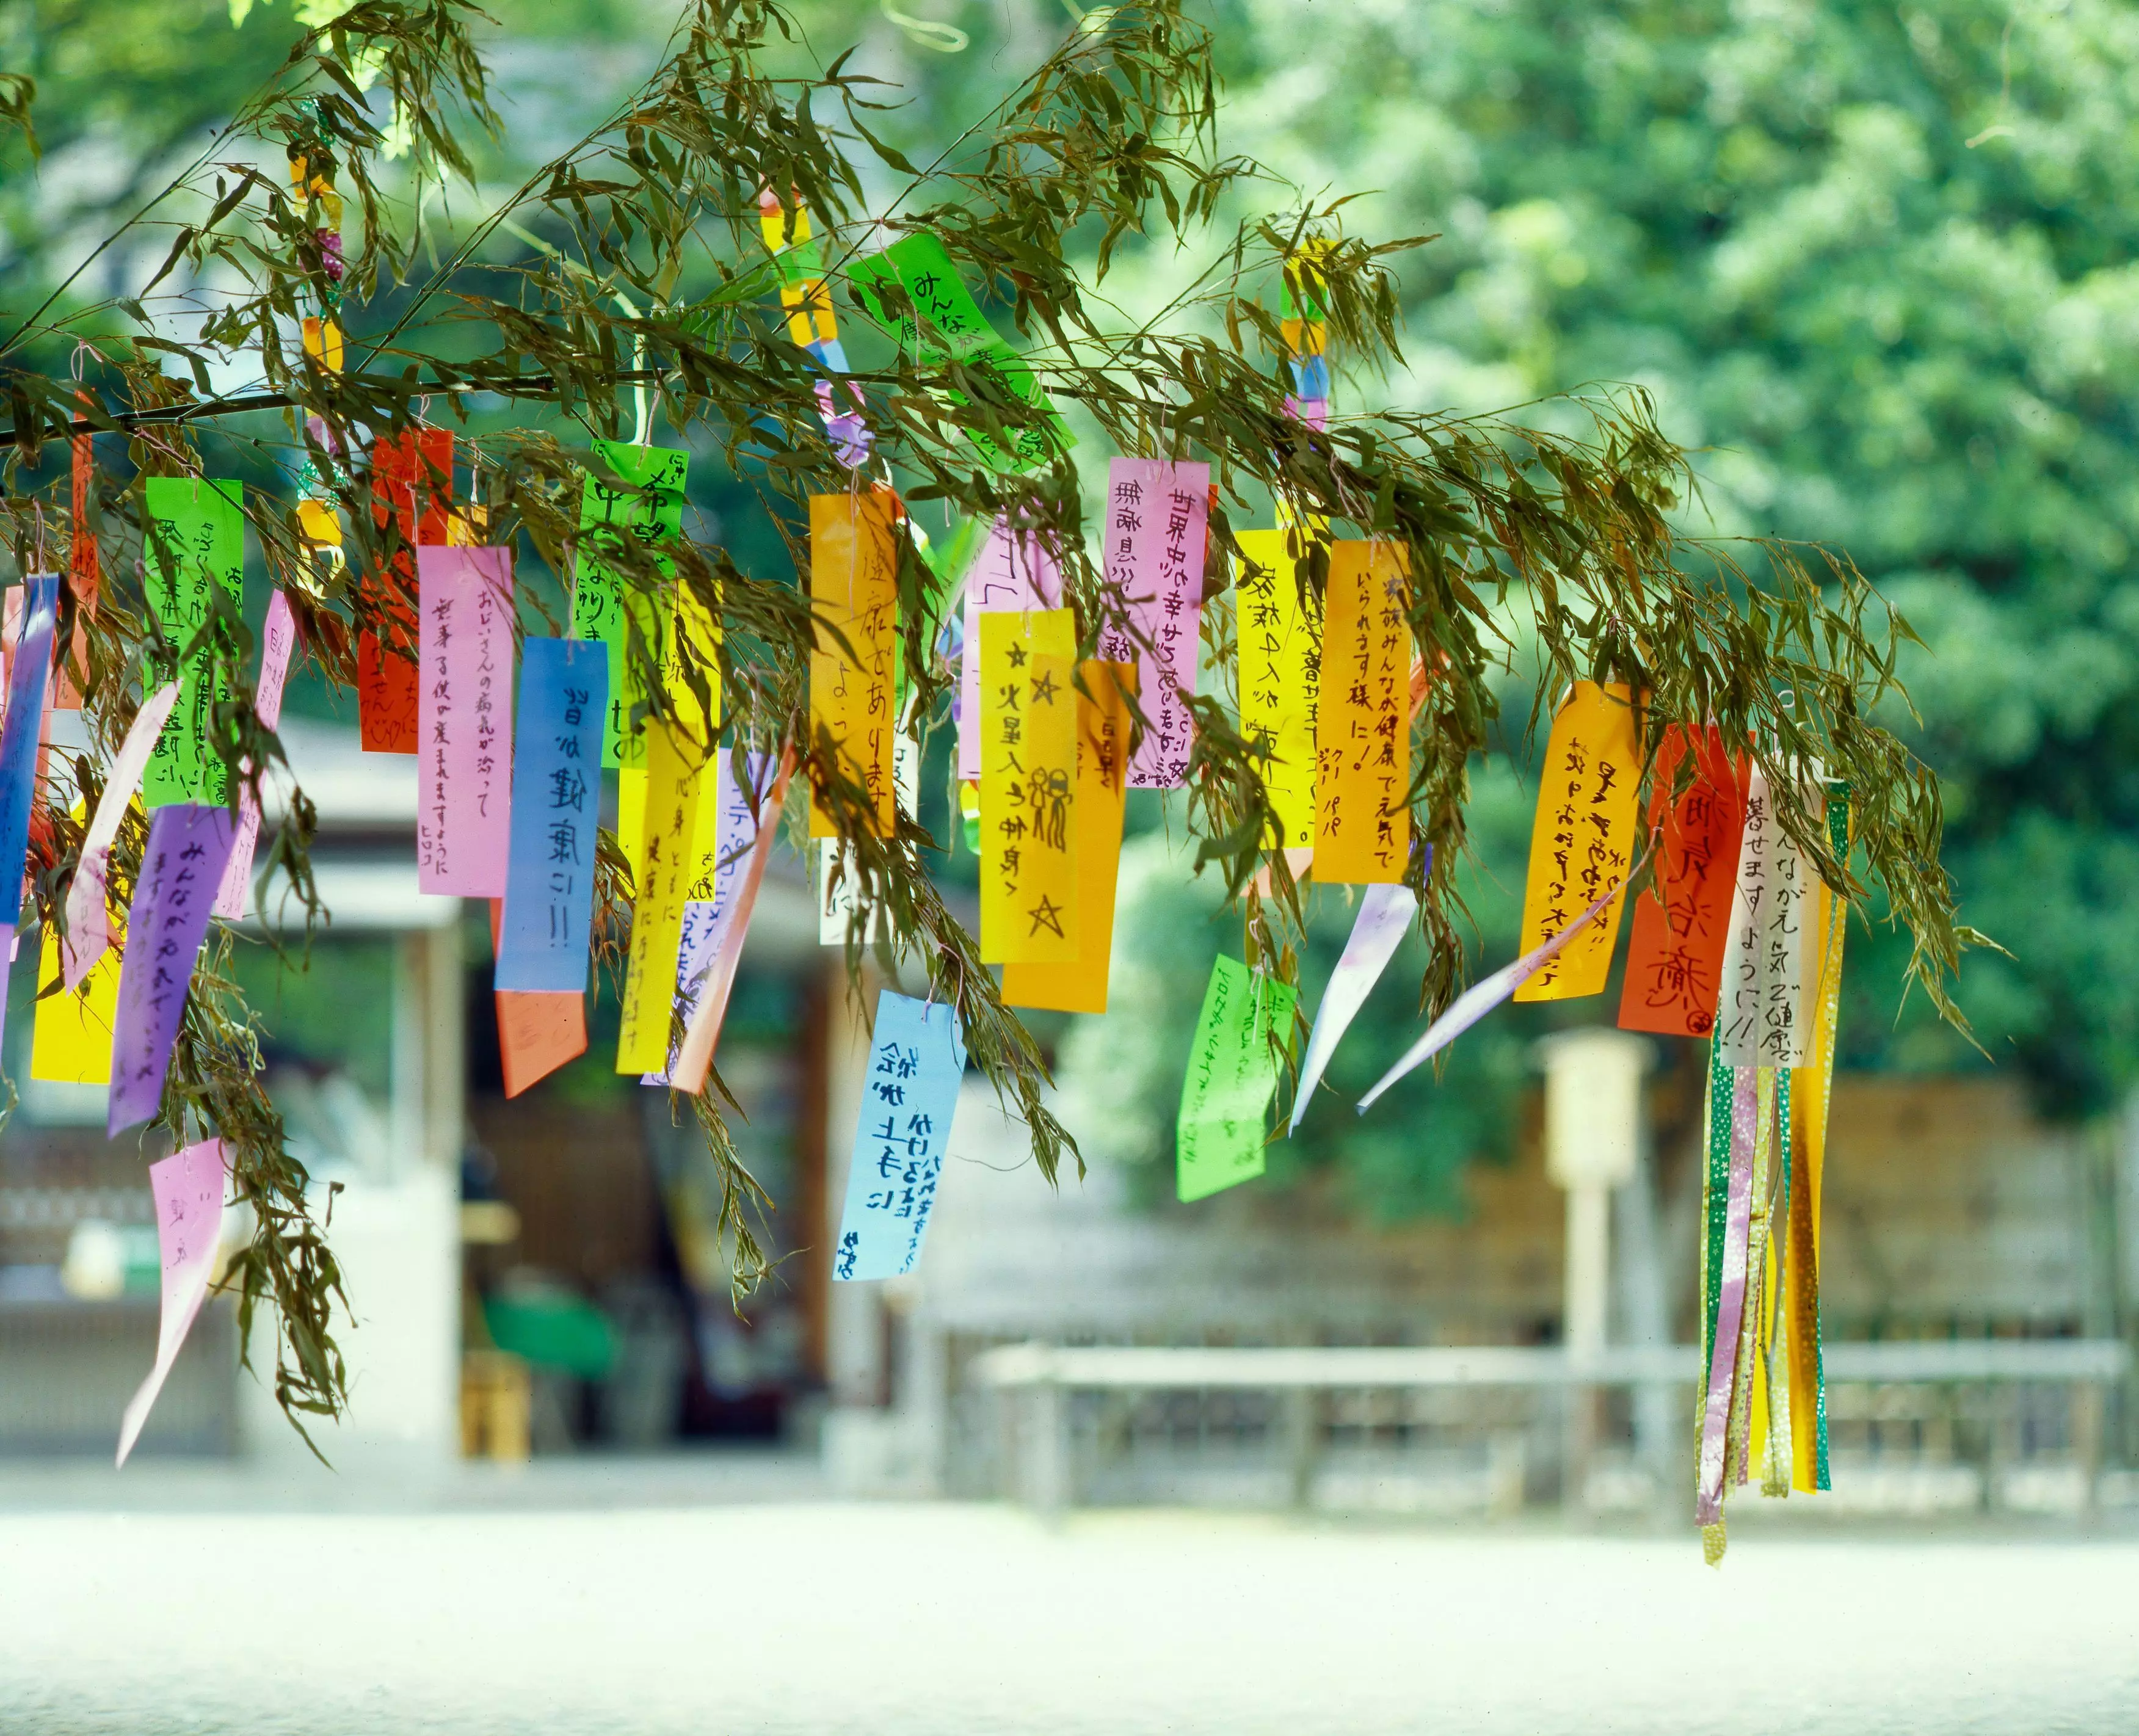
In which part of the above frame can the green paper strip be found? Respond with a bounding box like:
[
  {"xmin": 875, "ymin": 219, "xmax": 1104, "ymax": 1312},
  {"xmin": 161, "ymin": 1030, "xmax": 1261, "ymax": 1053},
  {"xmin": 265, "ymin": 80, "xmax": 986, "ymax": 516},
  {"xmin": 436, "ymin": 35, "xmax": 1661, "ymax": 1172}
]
[
  {"xmin": 142, "ymin": 477, "xmax": 244, "ymax": 810},
  {"xmin": 1176, "ymin": 954, "xmax": 1298, "ymax": 1203},
  {"xmin": 571, "ymin": 440, "xmax": 688, "ymax": 770}
]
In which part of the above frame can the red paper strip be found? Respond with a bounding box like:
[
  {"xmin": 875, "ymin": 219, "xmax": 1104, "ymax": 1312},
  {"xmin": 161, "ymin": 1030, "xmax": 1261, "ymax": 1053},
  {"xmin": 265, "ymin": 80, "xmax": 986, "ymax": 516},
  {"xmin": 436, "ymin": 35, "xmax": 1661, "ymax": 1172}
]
[
  {"xmin": 361, "ymin": 429, "xmax": 452, "ymax": 754},
  {"xmin": 1616, "ymin": 724, "xmax": 1746, "ymax": 1038},
  {"xmin": 61, "ymin": 396, "xmax": 98, "ymax": 710}
]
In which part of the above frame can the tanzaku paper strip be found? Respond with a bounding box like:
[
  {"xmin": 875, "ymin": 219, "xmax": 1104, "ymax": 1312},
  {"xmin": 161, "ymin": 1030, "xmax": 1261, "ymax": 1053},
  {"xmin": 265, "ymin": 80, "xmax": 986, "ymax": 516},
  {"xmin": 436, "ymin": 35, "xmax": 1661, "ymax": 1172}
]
[
  {"xmin": 1314, "ymin": 540, "xmax": 1411, "ymax": 884},
  {"xmin": 807, "ymin": 491, "xmax": 899, "ymax": 838},
  {"xmin": 116, "ymin": 1137, "xmax": 227, "ymax": 1466},
  {"xmin": 213, "ymin": 590, "xmax": 299, "ymax": 918},
  {"xmin": 109, "ymin": 804, "xmax": 238, "ymax": 1136},
  {"xmin": 1513, "ymin": 680, "xmax": 1642, "ymax": 1002},
  {"xmin": 1697, "ymin": 1064, "xmax": 1759, "ymax": 1531},
  {"xmin": 1290, "ymin": 876, "xmax": 1419, "ymax": 1133},
  {"xmin": 615, "ymin": 721, "xmax": 703, "ymax": 1075},
  {"xmin": 1002, "ymin": 660, "xmax": 1135, "ymax": 1014},
  {"xmin": 141, "ymin": 478, "xmax": 242, "ymax": 806},
  {"xmin": 1715, "ymin": 768, "xmax": 1818, "ymax": 1068},
  {"xmin": 61, "ymin": 402, "xmax": 98, "ymax": 710},
  {"xmin": 488, "ymin": 898, "xmax": 587, "ymax": 1099},
  {"xmin": 572, "ymin": 440, "xmax": 688, "ymax": 770},
  {"xmin": 495, "ymin": 638, "xmax": 607, "ymax": 994},
  {"xmin": 33, "ymin": 909, "xmax": 119, "ymax": 1086},
  {"xmin": 1233, "ymin": 528, "xmax": 1321, "ymax": 851},
  {"xmin": 1177, "ymin": 954, "xmax": 1298, "ymax": 1203},
  {"xmin": 415, "ymin": 546, "xmax": 515, "ymax": 897},
  {"xmin": 361, "ymin": 429, "xmax": 451, "ymax": 755},
  {"xmin": 1097, "ymin": 459, "xmax": 1209, "ymax": 790},
  {"xmin": 978, "ymin": 609, "xmax": 1078, "ymax": 964},
  {"xmin": 0, "ymin": 575, "xmax": 57, "ymax": 928},
  {"xmin": 957, "ymin": 523, "xmax": 1060, "ymax": 780},
  {"xmin": 1616, "ymin": 724, "xmax": 1744, "ymax": 1037},
  {"xmin": 832, "ymin": 990, "xmax": 967, "ymax": 1281},
  {"xmin": 64, "ymin": 683, "xmax": 181, "ymax": 992}
]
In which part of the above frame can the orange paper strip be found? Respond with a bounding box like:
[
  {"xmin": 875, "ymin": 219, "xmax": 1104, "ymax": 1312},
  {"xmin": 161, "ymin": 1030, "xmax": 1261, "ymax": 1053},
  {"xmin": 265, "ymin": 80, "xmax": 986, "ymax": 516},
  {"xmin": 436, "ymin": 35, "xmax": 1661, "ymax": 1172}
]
[
  {"xmin": 362, "ymin": 429, "xmax": 452, "ymax": 754},
  {"xmin": 1616, "ymin": 724, "xmax": 1745, "ymax": 1037},
  {"xmin": 1314, "ymin": 540, "xmax": 1411, "ymax": 884},
  {"xmin": 488, "ymin": 899, "xmax": 587, "ymax": 1098},
  {"xmin": 807, "ymin": 492, "xmax": 898, "ymax": 838}
]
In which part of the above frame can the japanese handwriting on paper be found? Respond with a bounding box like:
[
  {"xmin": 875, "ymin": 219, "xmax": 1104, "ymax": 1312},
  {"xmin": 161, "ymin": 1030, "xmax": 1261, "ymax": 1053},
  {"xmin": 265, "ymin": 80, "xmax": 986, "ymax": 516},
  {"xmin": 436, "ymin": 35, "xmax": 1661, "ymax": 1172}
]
[
  {"xmin": 957, "ymin": 524, "xmax": 1061, "ymax": 780},
  {"xmin": 415, "ymin": 547, "xmax": 515, "ymax": 896},
  {"xmin": 1513, "ymin": 681, "xmax": 1643, "ymax": 1003},
  {"xmin": 1715, "ymin": 765, "xmax": 1816, "ymax": 1067},
  {"xmin": 1315, "ymin": 541, "xmax": 1411, "ymax": 884},
  {"xmin": 572, "ymin": 441, "xmax": 689, "ymax": 770},
  {"xmin": 140, "ymin": 478, "xmax": 244, "ymax": 808},
  {"xmin": 1617, "ymin": 726, "xmax": 1746, "ymax": 1039},
  {"xmin": 1175, "ymin": 956, "xmax": 1299, "ymax": 1202},
  {"xmin": 1097, "ymin": 459, "xmax": 1210, "ymax": 790},
  {"xmin": 807, "ymin": 492, "xmax": 899, "ymax": 837},
  {"xmin": 978, "ymin": 609, "xmax": 1078, "ymax": 963},
  {"xmin": 496, "ymin": 638, "xmax": 608, "ymax": 993},
  {"xmin": 832, "ymin": 992, "xmax": 966, "ymax": 1281},
  {"xmin": 1232, "ymin": 529, "xmax": 1322, "ymax": 850},
  {"xmin": 361, "ymin": 429, "xmax": 452, "ymax": 755}
]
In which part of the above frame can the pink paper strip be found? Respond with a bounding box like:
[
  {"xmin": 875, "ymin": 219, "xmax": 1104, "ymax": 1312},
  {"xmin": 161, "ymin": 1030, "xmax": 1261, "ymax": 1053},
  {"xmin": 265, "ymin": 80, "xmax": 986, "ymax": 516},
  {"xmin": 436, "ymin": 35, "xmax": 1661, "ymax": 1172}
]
[
  {"xmin": 956, "ymin": 525, "xmax": 1060, "ymax": 780},
  {"xmin": 416, "ymin": 546, "xmax": 515, "ymax": 896},
  {"xmin": 212, "ymin": 592, "xmax": 299, "ymax": 919},
  {"xmin": 1696, "ymin": 1067, "xmax": 1758, "ymax": 1525},
  {"xmin": 1355, "ymin": 855, "xmax": 1644, "ymax": 1114},
  {"xmin": 109, "ymin": 804, "xmax": 238, "ymax": 1136},
  {"xmin": 1290, "ymin": 879, "xmax": 1417, "ymax": 1133},
  {"xmin": 63, "ymin": 682, "xmax": 181, "ymax": 992},
  {"xmin": 1097, "ymin": 458, "xmax": 1210, "ymax": 790},
  {"xmin": 116, "ymin": 1136, "xmax": 227, "ymax": 1466}
]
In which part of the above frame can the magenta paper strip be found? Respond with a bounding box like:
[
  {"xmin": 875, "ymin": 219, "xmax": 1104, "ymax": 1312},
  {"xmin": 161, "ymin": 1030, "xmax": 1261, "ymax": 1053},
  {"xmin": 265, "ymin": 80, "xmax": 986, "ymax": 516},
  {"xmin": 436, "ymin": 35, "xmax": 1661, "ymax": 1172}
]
[
  {"xmin": 64, "ymin": 685, "xmax": 183, "ymax": 992},
  {"xmin": 1097, "ymin": 457, "xmax": 1210, "ymax": 788},
  {"xmin": 416, "ymin": 545, "xmax": 515, "ymax": 896},
  {"xmin": 109, "ymin": 804, "xmax": 238, "ymax": 1136},
  {"xmin": 1696, "ymin": 1067, "xmax": 1758, "ymax": 1525},
  {"xmin": 1290, "ymin": 878, "xmax": 1417, "ymax": 1133},
  {"xmin": 116, "ymin": 1137, "xmax": 227, "ymax": 1466},
  {"xmin": 1356, "ymin": 855, "xmax": 1644, "ymax": 1114},
  {"xmin": 212, "ymin": 591, "xmax": 299, "ymax": 918},
  {"xmin": 957, "ymin": 525, "xmax": 1060, "ymax": 779}
]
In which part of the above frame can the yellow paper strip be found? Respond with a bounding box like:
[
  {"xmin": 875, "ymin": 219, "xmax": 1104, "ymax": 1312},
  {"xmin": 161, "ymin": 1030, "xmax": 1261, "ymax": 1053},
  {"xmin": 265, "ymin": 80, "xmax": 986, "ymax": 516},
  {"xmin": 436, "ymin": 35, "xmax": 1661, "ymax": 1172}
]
[
  {"xmin": 1003, "ymin": 659, "xmax": 1136, "ymax": 1012},
  {"xmin": 32, "ymin": 923, "xmax": 118, "ymax": 1086},
  {"xmin": 1513, "ymin": 680, "xmax": 1642, "ymax": 1001},
  {"xmin": 807, "ymin": 492, "xmax": 898, "ymax": 838},
  {"xmin": 1234, "ymin": 527, "xmax": 1321, "ymax": 851},
  {"xmin": 617, "ymin": 766, "xmax": 647, "ymax": 887},
  {"xmin": 615, "ymin": 722, "xmax": 703, "ymax": 1073},
  {"xmin": 979, "ymin": 609, "xmax": 1078, "ymax": 964},
  {"xmin": 1787, "ymin": 808, "xmax": 1847, "ymax": 1491},
  {"xmin": 665, "ymin": 579, "xmax": 723, "ymax": 754},
  {"xmin": 1315, "ymin": 540, "xmax": 1411, "ymax": 884}
]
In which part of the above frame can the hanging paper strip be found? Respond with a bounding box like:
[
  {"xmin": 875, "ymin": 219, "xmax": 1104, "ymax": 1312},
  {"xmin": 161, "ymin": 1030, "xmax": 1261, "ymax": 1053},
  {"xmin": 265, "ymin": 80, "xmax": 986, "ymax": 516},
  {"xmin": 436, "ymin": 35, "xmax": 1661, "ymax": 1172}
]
[
  {"xmin": 957, "ymin": 523, "xmax": 1061, "ymax": 780},
  {"xmin": 832, "ymin": 990, "xmax": 968, "ymax": 1281},
  {"xmin": 61, "ymin": 396, "xmax": 98, "ymax": 710},
  {"xmin": 361, "ymin": 429, "xmax": 451, "ymax": 754},
  {"xmin": 807, "ymin": 491, "xmax": 899, "ymax": 838},
  {"xmin": 1616, "ymin": 724, "xmax": 1745, "ymax": 1037},
  {"xmin": 1097, "ymin": 459, "xmax": 1210, "ymax": 789},
  {"xmin": 1233, "ymin": 528, "xmax": 1322, "ymax": 851},
  {"xmin": 414, "ymin": 547, "xmax": 514, "ymax": 897},
  {"xmin": 1356, "ymin": 857, "xmax": 1641, "ymax": 1114},
  {"xmin": 664, "ymin": 575, "xmax": 722, "ymax": 757},
  {"xmin": 758, "ymin": 188, "xmax": 871, "ymax": 467},
  {"xmin": 212, "ymin": 590, "xmax": 299, "ymax": 920},
  {"xmin": 1177, "ymin": 954, "xmax": 1298, "ymax": 1203},
  {"xmin": 115, "ymin": 1137, "xmax": 228, "ymax": 1466},
  {"xmin": 64, "ymin": 683, "xmax": 181, "ymax": 991},
  {"xmin": 0, "ymin": 575, "xmax": 56, "ymax": 931},
  {"xmin": 1281, "ymin": 239, "xmax": 1333, "ymax": 429},
  {"xmin": 109, "ymin": 803, "xmax": 238, "ymax": 1136},
  {"xmin": 979, "ymin": 609, "xmax": 1078, "ymax": 964},
  {"xmin": 142, "ymin": 478, "xmax": 243, "ymax": 807},
  {"xmin": 848, "ymin": 231, "xmax": 1073, "ymax": 472},
  {"xmin": 488, "ymin": 899, "xmax": 587, "ymax": 1099},
  {"xmin": 1512, "ymin": 681, "xmax": 1642, "ymax": 1001},
  {"xmin": 495, "ymin": 638, "xmax": 607, "ymax": 993},
  {"xmin": 1003, "ymin": 661, "xmax": 1135, "ymax": 1014},
  {"xmin": 1715, "ymin": 768, "xmax": 1817, "ymax": 1067},
  {"xmin": 818, "ymin": 732, "xmax": 921, "ymax": 948},
  {"xmin": 572, "ymin": 440, "xmax": 689, "ymax": 770},
  {"xmin": 670, "ymin": 750, "xmax": 796, "ymax": 1097},
  {"xmin": 1290, "ymin": 876, "xmax": 1420, "ymax": 1132},
  {"xmin": 34, "ymin": 918, "xmax": 120, "ymax": 1086},
  {"xmin": 615, "ymin": 722, "xmax": 703, "ymax": 1075},
  {"xmin": 1315, "ymin": 540, "xmax": 1411, "ymax": 884},
  {"xmin": 1696, "ymin": 1062, "xmax": 1757, "ymax": 1531}
]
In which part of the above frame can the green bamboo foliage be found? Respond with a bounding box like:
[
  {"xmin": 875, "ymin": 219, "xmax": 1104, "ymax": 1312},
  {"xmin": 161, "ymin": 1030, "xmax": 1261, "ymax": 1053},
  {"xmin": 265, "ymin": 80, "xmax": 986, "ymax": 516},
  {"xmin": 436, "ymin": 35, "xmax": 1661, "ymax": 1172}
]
[{"xmin": 0, "ymin": 0, "xmax": 1974, "ymax": 1434}]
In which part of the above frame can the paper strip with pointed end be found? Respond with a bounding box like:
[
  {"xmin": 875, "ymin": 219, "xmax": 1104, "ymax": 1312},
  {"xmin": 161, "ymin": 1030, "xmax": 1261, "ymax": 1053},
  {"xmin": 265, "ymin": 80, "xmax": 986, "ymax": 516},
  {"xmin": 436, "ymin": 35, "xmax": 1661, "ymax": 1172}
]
[
  {"xmin": 142, "ymin": 479, "xmax": 243, "ymax": 805},
  {"xmin": 1097, "ymin": 459, "xmax": 1208, "ymax": 790},
  {"xmin": 415, "ymin": 547, "xmax": 515, "ymax": 897},
  {"xmin": 212, "ymin": 590, "xmax": 300, "ymax": 918},
  {"xmin": 1356, "ymin": 855, "xmax": 1644, "ymax": 1114},
  {"xmin": 832, "ymin": 990, "xmax": 967, "ymax": 1281},
  {"xmin": 488, "ymin": 899, "xmax": 586, "ymax": 1099},
  {"xmin": 109, "ymin": 804, "xmax": 238, "ymax": 1136},
  {"xmin": 1315, "ymin": 540, "xmax": 1411, "ymax": 884},
  {"xmin": 807, "ymin": 491, "xmax": 899, "ymax": 837},
  {"xmin": 64, "ymin": 683, "xmax": 180, "ymax": 993},
  {"xmin": 1177, "ymin": 955, "xmax": 1298, "ymax": 1203},
  {"xmin": 979, "ymin": 609, "xmax": 1078, "ymax": 964},
  {"xmin": 615, "ymin": 721, "xmax": 703, "ymax": 1074},
  {"xmin": 1233, "ymin": 528, "xmax": 1321, "ymax": 851},
  {"xmin": 0, "ymin": 575, "xmax": 57, "ymax": 928},
  {"xmin": 116, "ymin": 1138, "xmax": 228, "ymax": 1466},
  {"xmin": 495, "ymin": 638, "xmax": 607, "ymax": 994},
  {"xmin": 1696, "ymin": 1066, "xmax": 1759, "ymax": 1527},
  {"xmin": 1513, "ymin": 680, "xmax": 1643, "ymax": 1001},
  {"xmin": 1616, "ymin": 724, "xmax": 1744, "ymax": 1038},
  {"xmin": 1003, "ymin": 659, "xmax": 1134, "ymax": 1014},
  {"xmin": 1288, "ymin": 876, "xmax": 1420, "ymax": 1133}
]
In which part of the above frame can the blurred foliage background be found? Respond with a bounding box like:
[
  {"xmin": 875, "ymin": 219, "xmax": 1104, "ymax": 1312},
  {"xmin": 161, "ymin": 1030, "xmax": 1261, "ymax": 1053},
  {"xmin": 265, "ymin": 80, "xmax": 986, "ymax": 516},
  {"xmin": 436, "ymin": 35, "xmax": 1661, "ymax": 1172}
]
[{"xmin": 7, "ymin": 0, "xmax": 2137, "ymax": 1215}]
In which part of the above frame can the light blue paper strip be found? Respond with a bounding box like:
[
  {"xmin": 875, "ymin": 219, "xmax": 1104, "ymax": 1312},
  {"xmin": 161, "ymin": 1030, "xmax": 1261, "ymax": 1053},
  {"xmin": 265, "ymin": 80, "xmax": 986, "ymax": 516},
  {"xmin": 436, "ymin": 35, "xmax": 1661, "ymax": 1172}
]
[
  {"xmin": 496, "ymin": 637, "xmax": 608, "ymax": 993},
  {"xmin": 0, "ymin": 574, "xmax": 57, "ymax": 925},
  {"xmin": 833, "ymin": 990, "xmax": 967, "ymax": 1282}
]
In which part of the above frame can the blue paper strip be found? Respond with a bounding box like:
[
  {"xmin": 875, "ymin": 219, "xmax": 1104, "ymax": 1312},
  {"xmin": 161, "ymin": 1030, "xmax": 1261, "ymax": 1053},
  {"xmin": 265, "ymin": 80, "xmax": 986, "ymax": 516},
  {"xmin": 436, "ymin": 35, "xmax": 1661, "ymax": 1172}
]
[
  {"xmin": 495, "ymin": 637, "xmax": 608, "ymax": 993},
  {"xmin": 0, "ymin": 575, "xmax": 57, "ymax": 925},
  {"xmin": 832, "ymin": 990, "xmax": 966, "ymax": 1282}
]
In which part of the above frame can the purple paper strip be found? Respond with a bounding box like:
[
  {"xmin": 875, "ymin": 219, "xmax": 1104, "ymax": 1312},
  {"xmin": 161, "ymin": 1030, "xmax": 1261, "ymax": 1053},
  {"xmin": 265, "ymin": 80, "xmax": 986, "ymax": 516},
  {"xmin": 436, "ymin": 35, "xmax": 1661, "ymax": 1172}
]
[
  {"xmin": 0, "ymin": 575, "xmax": 58, "ymax": 927},
  {"xmin": 1696, "ymin": 1066, "xmax": 1759, "ymax": 1525},
  {"xmin": 109, "ymin": 804, "xmax": 238, "ymax": 1136},
  {"xmin": 213, "ymin": 590, "xmax": 299, "ymax": 918},
  {"xmin": 1097, "ymin": 459, "xmax": 1210, "ymax": 790},
  {"xmin": 956, "ymin": 525, "xmax": 1060, "ymax": 780},
  {"xmin": 1290, "ymin": 875, "xmax": 1420, "ymax": 1133},
  {"xmin": 416, "ymin": 546, "xmax": 515, "ymax": 896}
]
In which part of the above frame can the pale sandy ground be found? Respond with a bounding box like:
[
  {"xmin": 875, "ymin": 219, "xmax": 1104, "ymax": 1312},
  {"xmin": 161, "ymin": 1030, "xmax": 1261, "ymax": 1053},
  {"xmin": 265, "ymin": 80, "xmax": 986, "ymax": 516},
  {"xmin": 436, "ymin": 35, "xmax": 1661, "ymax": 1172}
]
[{"xmin": 3, "ymin": 1478, "xmax": 2137, "ymax": 1734}]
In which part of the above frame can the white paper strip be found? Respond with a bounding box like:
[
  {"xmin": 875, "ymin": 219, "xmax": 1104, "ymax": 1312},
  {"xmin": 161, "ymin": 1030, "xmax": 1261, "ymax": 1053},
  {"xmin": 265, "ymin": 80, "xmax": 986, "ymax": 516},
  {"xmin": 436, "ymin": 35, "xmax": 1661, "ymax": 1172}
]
[{"xmin": 1290, "ymin": 881, "xmax": 1416, "ymax": 1132}]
